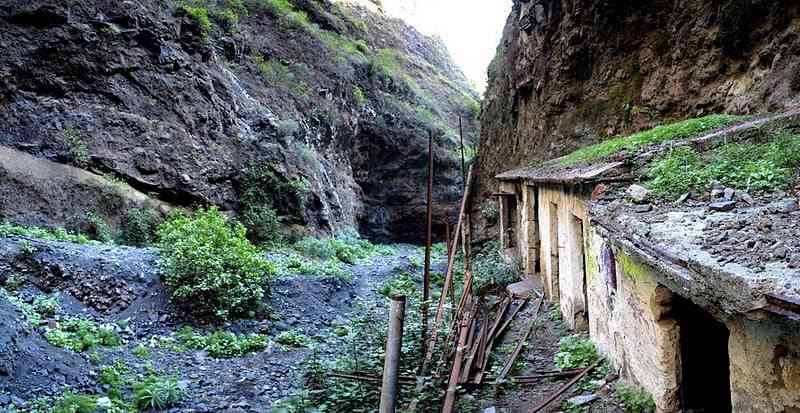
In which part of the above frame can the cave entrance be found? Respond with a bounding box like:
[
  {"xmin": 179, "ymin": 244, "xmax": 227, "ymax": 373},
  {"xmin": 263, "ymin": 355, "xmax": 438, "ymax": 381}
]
[{"xmin": 673, "ymin": 294, "xmax": 732, "ymax": 412}]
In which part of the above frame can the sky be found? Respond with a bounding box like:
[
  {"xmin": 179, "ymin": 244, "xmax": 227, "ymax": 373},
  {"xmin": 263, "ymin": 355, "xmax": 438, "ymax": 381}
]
[{"xmin": 381, "ymin": 0, "xmax": 512, "ymax": 94}]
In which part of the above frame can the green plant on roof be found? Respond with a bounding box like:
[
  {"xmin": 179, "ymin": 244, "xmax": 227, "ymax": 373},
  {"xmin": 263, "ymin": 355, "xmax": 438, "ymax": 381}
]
[
  {"xmin": 645, "ymin": 128, "xmax": 800, "ymax": 199},
  {"xmin": 557, "ymin": 114, "xmax": 746, "ymax": 166}
]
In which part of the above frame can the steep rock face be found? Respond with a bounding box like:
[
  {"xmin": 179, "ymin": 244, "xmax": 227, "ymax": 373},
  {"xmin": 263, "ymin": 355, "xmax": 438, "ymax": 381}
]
[
  {"xmin": 475, "ymin": 0, "xmax": 800, "ymax": 214},
  {"xmin": 0, "ymin": 0, "xmax": 478, "ymax": 242}
]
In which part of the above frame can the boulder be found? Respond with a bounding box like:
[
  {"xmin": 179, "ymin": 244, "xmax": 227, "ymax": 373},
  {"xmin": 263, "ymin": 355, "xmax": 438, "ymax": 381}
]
[{"xmin": 626, "ymin": 184, "xmax": 650, "ymax": 203}]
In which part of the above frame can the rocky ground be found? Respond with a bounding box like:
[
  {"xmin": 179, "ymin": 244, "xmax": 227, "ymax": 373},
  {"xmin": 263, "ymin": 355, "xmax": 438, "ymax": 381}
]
[{"xmin": 0, "ymin": 235, "xmax": 428, "ymax": 412}]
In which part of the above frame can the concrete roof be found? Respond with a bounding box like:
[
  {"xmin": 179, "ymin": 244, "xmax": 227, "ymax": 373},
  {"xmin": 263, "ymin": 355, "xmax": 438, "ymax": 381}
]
[
  {"xmin": 495, "ymin": 161, "xmax": 627, "ymax": 184},
  {"xmin": 590, "ymin": 198, "xmax": 800, "ymax": 321}
]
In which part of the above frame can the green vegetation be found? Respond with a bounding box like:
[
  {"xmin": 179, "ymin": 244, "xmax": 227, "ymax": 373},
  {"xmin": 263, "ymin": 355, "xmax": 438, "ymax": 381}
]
[
  {"xmin": 260, "ymin": 0, "xmax": 312, "ymax": 30},
  {"xmin": 33, "ymin": 295, "xmax": 60, "ymax": 317},
  {"xmin": 353, "ymin": 85, "xmax": 367, "ymax": 107},
  {"xmin": 555, "ymin": 335, "xmax": 599, "ymax": 370},
  {"xmin": 0, "ymin": 222, "xmax": 92, "ymax": 244},
  {"xmin": 617, "ymin": 382, "xmax": 657, "ymax": 413},
  {"xmin": 157, "ymin": 207, "xmax": 275, "ymax": 319},
  {"xmin": 294, "ymin": 232, "xmax": 395, "ymax": 265},
  {"xmin": 276, "ymin": 330, "xmax": 313, "ymax": 348},
  {"xmin": 63, "ymin": 127, "xmax": 89, "ymax": 167},
  {"xmin": 378, "ymin": 271, "xmax": 416, "ymax": 297},
  {"xmin": 133, "ymin": 375, "xmax": 185, "ymax": 411},
  {"xmin": 132, "ymin": 344, "xmax": 151, "ymax": 359},
  {"xmin": 82, "ymin": 212, "xmax": 114, "ymax": 243},
  {"xmin": 176, "ymin": 327, "xmax": 268, "ymax": 358},
  {"xmin": 45, "ymin": 317, "xmax": 121, "ymax": 352},
  {"xmin": 122, "ymin": 207, "xmax": 163, "ymax": 247},
  {"xmin": 319, "ymin": 31, "xmax": 370, "ymax": 61},
  {"xmin": 273, "ymin": 252, "xmax": 348, "ymax": 279},
  {"xmin": 557, "ymin": 114, "xmax": 745, "ymax": 166},
  {"xmin": 645, "ymin": 128, "xmax": 800, "ymax": 199},
  {"xmin": 471, "ymin": 241, "xmax": 518, "ymax": 295},
  {"xmin": 1, "ymin": 288, "xmax": 44, "ymax": 326},
  {"xmin": 181, "ymin": 5, "xmax": 213, "ymax": 39}
]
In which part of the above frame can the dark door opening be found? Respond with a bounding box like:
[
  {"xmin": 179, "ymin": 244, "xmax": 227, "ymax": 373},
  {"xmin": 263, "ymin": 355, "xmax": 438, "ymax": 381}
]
[
  {"xmin": 673, "ymin": 295, "xmax": 732, "ymax": 412},
  {"xmin": 527, "ymin": 186, "xmax": 541, "ymax": 274},
  {"xmin": 549, "ymin": 202, "xmax": 560, "ymax": 300},
  {"xmin": 569, "ymin": 214, "xmax": 589, "ymax": 330}
]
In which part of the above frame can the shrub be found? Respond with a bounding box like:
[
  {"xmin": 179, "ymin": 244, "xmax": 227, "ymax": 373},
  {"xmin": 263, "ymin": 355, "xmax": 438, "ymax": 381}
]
[
  {"xmin": 214, "ymin": 8, "xmax": 239, "ymax": 33},
  {"xmin": 260, "ymin": 0, "xmax": 312, "ymax": 30},
  {"xmin": 33, "ymin": 295, "xmax": 60, "ymax": 317},
  {"xmin": 353, "ymin": 86, "xmax": 367, "ymax": 107},
  {"xmin": 52, "ymin": 391, "xmax": 98, "ymax": 413},
  {"xmin": 133, "ymin": 375, "xmax": 185, "ymax": 410},
  {"xmin": 276, "ymin": 330, "xmax": 313, "ymax": 347},
  {"xmin": 0, "ymin": 222, "xmax": 91, "ymax": 244},
  {"xmin": 45, "ymin": 318, "xmax": 121, "ymax": 352},
  {"xmin": 240, "ymin": 204, "xmax": 283, "ymax": 247},
  {"xmin": 471, "ymin": 241, "xmax": 518, "ymax": 295},
  {"xmin": 157, "ymin": 207, "xmax": 275, "ymax": 319},
  {"xmin": 177, "ymin": 327, "xmax": 268, "ymax": 358},
  {"xmin": 64, "ymin": 127, "xmax": 89, "ymax": 167},
  {"xmin": 617, "ymin": 382, "xmax": 657, "ymax": 413},
  {"xmin": 122, "ymin": 207, "xmax": 162, "ymax": 247},
  {"xmin": 132, "ymin": 343, "xmax": 151, "ymax": 359},
  {"xmin": 294, "ymin": 237, "xmax": 337, "ymax": 260}
]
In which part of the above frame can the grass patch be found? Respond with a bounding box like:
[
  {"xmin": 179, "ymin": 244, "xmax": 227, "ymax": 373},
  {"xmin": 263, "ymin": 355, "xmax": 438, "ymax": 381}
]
[
  {"xmin": 276, "ymin": 329, "xmax": 314, "ymax": 348},
  {"xmin": 176, "ymin": 327, "xmax": 268, "ymax": 358},
  {"xmin": 133, "ymin": 374, "xmax": 185, "ymax": 411},
  {"xmin": 0, "ymin": 222, "xmax": 93, "ymax": 244},
  {"xmin": 557, "ymin": 114, "xmax": 746, "ymax": 166},
  {"xmin": 645, "ymin": 128, "xmax": 800, "ymax": 199}
]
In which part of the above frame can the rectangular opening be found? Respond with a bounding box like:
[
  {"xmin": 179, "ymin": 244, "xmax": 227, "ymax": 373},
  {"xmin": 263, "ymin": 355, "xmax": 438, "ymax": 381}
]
[
  {"xmin": 502, "ymin": 195, "xmax": 518, "ymax": 248},
  {"xmin": 548, "ymin": 202, "xmax": 560, "ymax": 300},
  {"xmin": 673, "ymin": 294, "xmax": 732, "ymax": 412},
  {"xmin": 526, "ymin": 186, "xmax": 541, "ymax": 274},
  {"xmin": 568, "ymin": 213, "xmax": 589, "ymax": 330}
]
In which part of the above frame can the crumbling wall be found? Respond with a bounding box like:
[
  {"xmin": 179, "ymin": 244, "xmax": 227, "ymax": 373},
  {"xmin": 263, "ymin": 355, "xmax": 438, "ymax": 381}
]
[
  {"xmin": 728, "ymin": 317, "xmax": 800, "ymax": 412},
  {"xmin": 585, "ymin": 240, "xmax": 681, "ymax": 412}
]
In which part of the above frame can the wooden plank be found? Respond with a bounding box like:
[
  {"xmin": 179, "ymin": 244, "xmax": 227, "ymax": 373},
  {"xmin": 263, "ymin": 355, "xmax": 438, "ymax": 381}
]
[
  {"xmin": 527, "ymin": 358, "xmax": 606, "ymax": 413},
  {"xmin": 495, "ymin": 298, "xmax": 544, "ymax": 383},
  {"xmin": 474, "ymin": 297, "xmax": 529, "ymax": 384},
  {"xmin": 442, "ymin": 304, "xmax": 475, "ymax": 413}
]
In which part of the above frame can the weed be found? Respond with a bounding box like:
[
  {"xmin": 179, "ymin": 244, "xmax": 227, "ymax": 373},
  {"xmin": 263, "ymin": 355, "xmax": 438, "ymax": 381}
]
[
  {"xmin": 557, "ymin": 114, "xmax": 745, "ymax": 166},
  {"xmin": 214, "ymin": 8, "xmax": 239, "ymax": 33},
  {"xmin": 176, "ymin": 327, "xmax": 268, "ymax": 358},
  {"xmin": 132, "ymin": 375, "xmax": 185, "ymax": 410},
  {"xmin": 33, "ymin": 295, "xmax": 60, "ymax": 317},
  {"xmin": 645, "ymin": 128, "xmax": 800, "ymax": 199},
  {"xmin": 471, "ymin": 241, "xmax": 518, "ymax": 295},
  {"xmin": 353, "ymin": 85, "xmax": 367, "ymax": 107},
  {"xmin": 480, "ymin": 201, "xmax": 499, "ymax": 224},
  {"xmin": 378, "ymin": 271, "xmax": 417, "ymax": 297},
  {"xmin": 132, "ymin": 343, "xmax": 151, "ymax": 359},
  {"xmin": 617, "ymin": 382, "xmax": 657, "ymax": 413},
  {"xmin": 82, "ymin": 212, "xmax": 114, "ymax": 243},
  {"xmin": 1, "ymin": 287, "xmax": 42, "ymax": 326},
  {"xmin": 45, "ymin": 317, "xmax": 121, "ymax": 352},
  {"xmin": 555, "ymin": 335, "xmax": 599, "ymax": 370},
  {"xmin": 276, "ymin": 330, "xmax": 313, "ymax": 348},
  {"xmin": 100, "ymin": 361, "xmax": 129, "ymax": 387},
  {"xmin": 256, "ymin": 56, "xmax": 295, "ymax": 85},
  {"xmin": 259, "ymin": 0, "xmax": 313, "ymax": 30},
  {"xmin": 4, "ymin": 273, "xmax": 26, "ymax": 291},
  {"xmin": 157, "ymin": 207, "xmax": 274, "ymax": 319},
  {"xmin": 63, "ymin": 127, "xmax": 89, "ymax": 167},
  {"xmin": 318, "ymin": 31, "xmax": 370, "ymax": 62}
]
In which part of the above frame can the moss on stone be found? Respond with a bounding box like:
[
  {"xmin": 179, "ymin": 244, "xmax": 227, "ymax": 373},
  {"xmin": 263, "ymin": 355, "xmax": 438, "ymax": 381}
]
[{"xmin": 618, "ymin": 251, "xmax": 651, "ymax": 281}]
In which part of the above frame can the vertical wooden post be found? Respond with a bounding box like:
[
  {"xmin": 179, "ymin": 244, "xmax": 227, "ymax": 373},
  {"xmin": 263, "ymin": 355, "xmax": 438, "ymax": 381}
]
[
  {"xmin": 421, "ymin": 131, "xmax": 434, "ymax": 362},
  {"xmin": 442, "ymin": 305, "xmax": 472, "ymax": 413},
  {"xmin": 379, "ymin": 295, "xmax": 406, "ymax": 413}
]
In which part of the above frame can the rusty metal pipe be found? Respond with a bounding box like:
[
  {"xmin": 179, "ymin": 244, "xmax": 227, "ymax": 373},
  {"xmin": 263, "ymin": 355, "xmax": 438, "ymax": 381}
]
[{"xmin": 379, "ymin": 295, "xmax": 406, "ymax": 413}]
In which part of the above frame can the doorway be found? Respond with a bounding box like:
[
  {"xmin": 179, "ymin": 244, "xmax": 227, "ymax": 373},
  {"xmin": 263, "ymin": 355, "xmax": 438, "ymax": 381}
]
[
  {"xmin": 526, "ymin": 186, "xmax": 541, "ymax": 274},
  {"xmin": 548, "ymin": 202, "xmax": 560, "ymax": 300},
  {"xmin": 673, "ymin": 294, "xmax": 732, "ymax": 412},
  {"xmin": 568, "ymin": 213, "xmax": 589, "ymax": 330}
]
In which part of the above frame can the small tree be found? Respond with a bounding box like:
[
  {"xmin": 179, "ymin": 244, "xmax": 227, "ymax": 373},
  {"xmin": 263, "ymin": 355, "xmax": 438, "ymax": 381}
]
[{"xmin": 157, "ymin": 207, "xmax": 275, "ymax": 319}]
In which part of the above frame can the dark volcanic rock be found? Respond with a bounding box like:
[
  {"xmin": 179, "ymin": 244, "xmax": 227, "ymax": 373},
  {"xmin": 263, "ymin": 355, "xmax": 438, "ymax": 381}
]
[
  {"xmin": 0, "ymin": 296, "xmax": 91, "ymax": 397},
  {"xmin": 0, "ymin": 0, "xmax": 479, "ymax": 242},
  {"xmin": 474, "ymin": 0, "xmax": 800, "ymax": 229}
]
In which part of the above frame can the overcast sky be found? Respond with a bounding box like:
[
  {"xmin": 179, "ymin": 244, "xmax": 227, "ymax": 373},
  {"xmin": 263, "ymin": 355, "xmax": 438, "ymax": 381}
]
[{"xmin": 382, "ymin": 0, "xmax": 512, "ymax": 94}]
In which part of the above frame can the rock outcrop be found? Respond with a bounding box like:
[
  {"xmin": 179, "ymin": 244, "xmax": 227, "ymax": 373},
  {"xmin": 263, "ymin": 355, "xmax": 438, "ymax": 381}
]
[
  {"xmin": 475, "ymin": 0, "xmax": 800, "ymax": 219},
  {"xmin": 0, "ymin": 0, "xmax": 479, "ymax": 242}
]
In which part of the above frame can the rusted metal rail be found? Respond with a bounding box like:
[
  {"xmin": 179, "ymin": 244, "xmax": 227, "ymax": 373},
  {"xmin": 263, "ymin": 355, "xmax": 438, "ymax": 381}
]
[
  {"xmin": 527, "ymin": 358, "xmax": 606, "ymax": 413},
  {"xmin": 496, "ymin": 298, "xmax": 544, "ymax": 383}
]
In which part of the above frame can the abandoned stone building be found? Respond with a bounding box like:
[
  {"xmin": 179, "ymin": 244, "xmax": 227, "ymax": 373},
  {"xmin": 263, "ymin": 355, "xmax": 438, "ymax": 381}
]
[{"xmin": 493, "ymin": 126, "xmax": 800, "ymax": 412}]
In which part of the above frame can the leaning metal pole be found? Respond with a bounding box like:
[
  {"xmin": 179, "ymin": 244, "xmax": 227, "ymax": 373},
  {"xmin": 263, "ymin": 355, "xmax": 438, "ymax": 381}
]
[
  {"xmin": 379, "ymin": 295, "xmax": 406, "ymax": 413},
  {"xmin": 421, "ymin": 131, "xmax": 434, "ymax": 364}
]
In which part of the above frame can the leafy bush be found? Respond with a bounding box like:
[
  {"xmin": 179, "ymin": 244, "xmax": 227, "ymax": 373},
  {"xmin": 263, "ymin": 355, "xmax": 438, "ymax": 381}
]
[
  {"xmin": 377, "ymin": 271, "xmax": 416, "ymax": 297},
  {"xmin": 645, "ymin": 129, "xmax": 800, "ymax": 199},
  {"xmin": 558, "ymin": 114, "xmax": 746, "ymax": 166},
  {"xmin": 176, "ymin": 327, "xmax": 268, "ymax": 358},
  {"xmin": 122, "ymin": 207, "xmax": 162, "ymax": 247},
  {"xmin": 132, "ymin": 343, "xmax": 151, "ymax": 359},
  {"xmin": 52, "ymin": 391, "xmax": 98, "ymax": 413},
  {"xmin": 64, "ymin": 127, "xmax": 89, "ymax": 167},
  {"xmin": 45, "ymin": 318, "xmax": 121, "ymax": 352},
  {"xmin": 471, "ymin": 241, "xmax": 518, "ymax": 295},
  {"xmin": 555, "ymin": 335, "xmax": 599, "ymax": 369},
  {"xmin": 133, "ymin": 375, "xmax": 185, "ymax": 410},
  {"xmin": 33, "ymin": 295, "xmax": 60, "ymax": 317},
  {"xmin": 273, "ymin": 252, "xmax": 349, "ymax": 279},
  {"xmin": 353, "ymin": 85, "xmax": 367, "ymax": 107},
  {"xmin": 157, "ymin": 207, "xmax": 275, "ymax": 319},
  {"xmin": 294, "ymin": 237, "xmax": 337, "ymax": 260},
  {"xmin": 276, "ymin": 330, "xmax": 313, "ymax": 348},
  {"xmin": 617, "ymin": 382, "xmax": 656, "ymax": 413},
  {"xmin": 260, "ymin": 0, "xmax": 312, "ymax": 30}
]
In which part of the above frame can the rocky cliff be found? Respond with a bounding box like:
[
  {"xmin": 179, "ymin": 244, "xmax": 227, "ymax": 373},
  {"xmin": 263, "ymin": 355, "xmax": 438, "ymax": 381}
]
[
  {"xmin": 0, "ymin": 0, "xmax": 479, "ymax": 243},
  {"xmin": 475, "ymin": 0, "xmax": 800, "ymax": 217}
]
